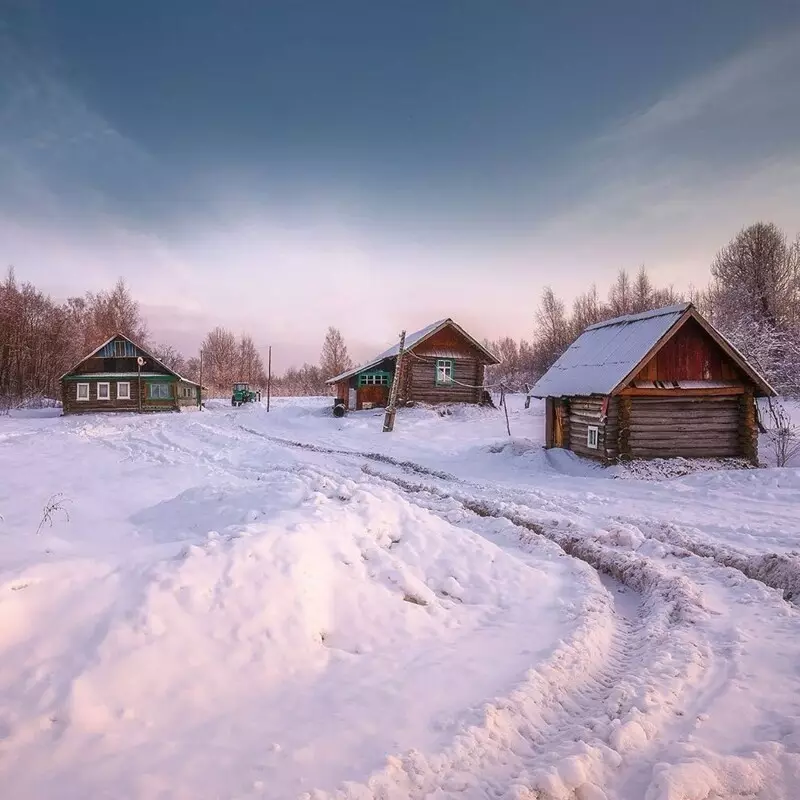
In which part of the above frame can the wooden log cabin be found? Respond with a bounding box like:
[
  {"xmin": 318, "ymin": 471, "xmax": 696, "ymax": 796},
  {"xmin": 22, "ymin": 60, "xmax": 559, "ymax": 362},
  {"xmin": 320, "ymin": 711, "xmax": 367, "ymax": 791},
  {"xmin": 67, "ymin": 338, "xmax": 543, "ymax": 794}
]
[
  {"xmin": 529, "ymin": 303, "xmax": 775, "ymax": 464},
  {"xmin": 326, "ymin": 318, "xmax": 500, "ymax": 410},
  {"xmin": 60, "ymin": 334, "xmax": 202, "ymax": 414}
]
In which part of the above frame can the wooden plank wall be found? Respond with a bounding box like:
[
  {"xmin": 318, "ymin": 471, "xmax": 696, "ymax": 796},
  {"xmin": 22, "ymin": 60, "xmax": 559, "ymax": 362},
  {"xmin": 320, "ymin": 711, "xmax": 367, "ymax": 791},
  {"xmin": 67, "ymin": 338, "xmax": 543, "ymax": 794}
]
[
  {"xmin": 628, "ymin": 396, "xmax": 743, "ymax": 458},
  {"xmin": 634, "ymin": 317, "xmax": 742, "ymax": 383},
  {"xmin": 605, "ymin": 397, "xmax": 620, "ymax": 462},
  {"xmin": 568, "ymin": 396, "xmax": 607, "ymax": 460},
  {"xmin": 407, "ymin": 356, "xmax": 481, "ymax": 404}
]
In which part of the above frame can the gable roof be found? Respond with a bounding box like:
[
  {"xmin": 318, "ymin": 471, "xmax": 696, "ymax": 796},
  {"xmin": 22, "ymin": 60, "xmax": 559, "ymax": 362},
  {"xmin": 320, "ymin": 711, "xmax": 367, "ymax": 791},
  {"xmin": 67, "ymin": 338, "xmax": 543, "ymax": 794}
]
[
  {"xmin": 529, "ymin": 303, "xmax": 775, "ymax": 398},
  {"xmin": 326, "ymin": 318, "xmax": 500, "ymax": 384},
  {"xmin": 59, "ymin": 333, "xmax": 200, "ymax": 386}
]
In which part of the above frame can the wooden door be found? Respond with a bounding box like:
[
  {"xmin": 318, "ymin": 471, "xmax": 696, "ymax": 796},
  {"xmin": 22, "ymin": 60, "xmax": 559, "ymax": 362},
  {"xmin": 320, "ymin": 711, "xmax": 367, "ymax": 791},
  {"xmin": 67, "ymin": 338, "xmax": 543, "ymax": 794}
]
[
  {"xmin": 554, "ymin": 401, "xmax": 566, "ymax": 448},
  {"xmin": 357, "ymin": 385, "xmax": 390, "ymax": 409}
]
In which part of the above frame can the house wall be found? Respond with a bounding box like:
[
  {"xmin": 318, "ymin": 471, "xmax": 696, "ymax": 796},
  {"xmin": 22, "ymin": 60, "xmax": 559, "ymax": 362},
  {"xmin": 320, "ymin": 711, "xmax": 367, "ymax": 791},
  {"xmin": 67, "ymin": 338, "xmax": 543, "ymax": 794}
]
[
  {"xmin": 624, "ymin": 395, "xmax": 747, "ymax": 459},
  {"xmin": 633, "ymin": 318, "xmax": 743, "ymax": 383},
  {"xmin": 404, "ymin": 326, "xmax": 489, "ymax": 404},
  {"xmin": 566, "ymin": 396, "xmax": 608, "ymax": 460},
  {"xmin": 61, "ymin": 377, "xmax": 185, "ymax": 414}
]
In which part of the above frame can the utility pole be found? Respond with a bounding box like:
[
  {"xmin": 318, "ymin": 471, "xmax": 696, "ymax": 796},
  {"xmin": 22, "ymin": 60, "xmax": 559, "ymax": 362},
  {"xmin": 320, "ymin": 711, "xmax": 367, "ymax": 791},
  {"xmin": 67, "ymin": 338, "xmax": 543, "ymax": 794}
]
[
  {"xmin": 267, "ymin": 346, "xmax": 272, "ymax": 412},
  {"xmin": 382, "ymin": 330, "xmax": 406, "ymax": 433}
]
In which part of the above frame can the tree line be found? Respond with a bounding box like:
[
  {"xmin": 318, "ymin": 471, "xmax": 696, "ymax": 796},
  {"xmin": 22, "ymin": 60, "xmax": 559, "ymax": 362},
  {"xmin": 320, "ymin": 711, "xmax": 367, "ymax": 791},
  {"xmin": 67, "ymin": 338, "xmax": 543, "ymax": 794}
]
[
  {"xmin": 1, "ymin": 219, "xmax": 797, "ymax": 408},
  {"xmin": 485, "ymin": 221, "xmax": 800, "ymax": 397},
  {"xmin": 0, "ymin": 267, "xmax": 355, "ymax": 406}
]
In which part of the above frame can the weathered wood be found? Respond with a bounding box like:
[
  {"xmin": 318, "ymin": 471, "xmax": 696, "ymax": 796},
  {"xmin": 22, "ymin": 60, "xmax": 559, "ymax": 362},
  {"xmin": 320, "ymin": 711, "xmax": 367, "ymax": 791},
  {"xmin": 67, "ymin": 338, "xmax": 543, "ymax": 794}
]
[
  {"xmin": 545, "ymin": 397, "xmax": 555, "ymax": 448},
  {"xmin": 631, "ymin": 316, "xmax": 744, "ymax": 385},
  {"xmin": 740, "ymin": 390, "xmax": 758, "ymax": 465},
  {"xmin": 619, "ymin": 387, "xmax": 745, "ymax": 397},
  {"xmin": 618, "ymin": 396, "xmax": 632, "ymax": 459}
]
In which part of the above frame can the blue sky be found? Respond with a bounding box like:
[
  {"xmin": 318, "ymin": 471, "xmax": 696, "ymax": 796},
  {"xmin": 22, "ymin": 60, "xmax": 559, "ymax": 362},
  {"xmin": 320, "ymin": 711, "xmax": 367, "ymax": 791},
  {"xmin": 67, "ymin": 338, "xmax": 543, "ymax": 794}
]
[{"xmin": 2, "ymin": 1, "xmax": 799, "ymax": 366}]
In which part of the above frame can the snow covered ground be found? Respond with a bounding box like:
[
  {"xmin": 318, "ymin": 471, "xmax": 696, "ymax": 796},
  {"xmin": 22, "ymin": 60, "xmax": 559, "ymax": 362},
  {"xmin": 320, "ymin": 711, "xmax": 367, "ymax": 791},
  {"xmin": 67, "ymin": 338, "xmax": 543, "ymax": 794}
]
[{"xmin": 1, "ymin": 395, "xmax": 800, "ymax": 799}]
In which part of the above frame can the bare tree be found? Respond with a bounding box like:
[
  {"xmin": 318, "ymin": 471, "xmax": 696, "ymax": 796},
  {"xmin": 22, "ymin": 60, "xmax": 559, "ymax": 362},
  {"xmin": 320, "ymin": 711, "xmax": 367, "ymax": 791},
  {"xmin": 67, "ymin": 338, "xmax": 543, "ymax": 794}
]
[
  {"xmin": 153, "ymin": 343, "xmax": 187, "ymax": 375},
  {"xmin": 320, "ymin": 326, "xmax": 353, "ymax": 381},
  {"xmin": 202, "ymin": 326, "xmax": 239, "ymax": 395},
  {"xmin": 763, "ymin": 399, "xmax": 800, "ymax": 467},
  {"xmin": 238, "ymin": 334, "xmax": 266, "ymax": 386},
  {"xmin": 534, "ymin": 287, "xmax": 570, "ymax": 375},
  {"xmin": 608, "ymin": 268, "xmax": 633, "ymax": 317},
  {"xmin": 632, "ymin": 265, "xmax": 653, "ymax": 313}
]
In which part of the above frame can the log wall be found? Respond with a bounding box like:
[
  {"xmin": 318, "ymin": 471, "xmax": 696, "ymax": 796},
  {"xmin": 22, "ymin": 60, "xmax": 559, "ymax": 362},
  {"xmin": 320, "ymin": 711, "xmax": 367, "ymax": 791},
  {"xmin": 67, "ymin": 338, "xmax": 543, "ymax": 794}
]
[
  {"xmin": 61, "ymin": 378, "xmax": 182, "ymax": 414},
  {"xmin": 627, "ymin": 396, "xmax": 744, "ymax": 459},
  {"xmin": 567, "ymin": 396, "xmax": 607, "ymax": 460},
  {"xmin": 406, "ymin": 356, "xmax": 482, "ymax": 404}
]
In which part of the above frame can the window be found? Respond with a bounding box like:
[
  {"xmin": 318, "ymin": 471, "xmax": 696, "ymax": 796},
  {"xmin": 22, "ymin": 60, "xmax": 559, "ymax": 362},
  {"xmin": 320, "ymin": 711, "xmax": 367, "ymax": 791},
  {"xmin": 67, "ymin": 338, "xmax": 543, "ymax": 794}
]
[
  {"xmin": 76, "ymin": 383, "xmax": 90, "ymax": 401},
  {"xmin": 587, "ymin": 425, "xmax": 599, "ymax": 450},
  {"xmin": 117, "ymin": 382, "xmax": 131, "ymax": 400},
  {"xmin": 97, "ymin": 382, "xmax": 110, "ymax": 401},
  {"xmin": 191, "ymin": 387, "xmax": 197, "ymax": 398},
  {"xmin": 435, "ymin": 359, "xmax": 454, "ymax": 385},
  {"xmin": 149, "ymin": 382, "xmax": 173, "ymax": 400},
  {"xmin": 358, "ymin": 372, "xmax": 390, "ymax": 387},
  {"xmin": 114, "ymin": 340, "xmax": 126, "ymax": 358}
]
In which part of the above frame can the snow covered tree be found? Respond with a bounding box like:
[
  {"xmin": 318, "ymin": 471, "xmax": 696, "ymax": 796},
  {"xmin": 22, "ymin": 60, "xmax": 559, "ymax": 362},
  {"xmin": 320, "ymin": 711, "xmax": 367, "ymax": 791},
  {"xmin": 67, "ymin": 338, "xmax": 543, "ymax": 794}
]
[{"xmin": 320, "ymin": 326, "xmax": 353, "ymax": 381}]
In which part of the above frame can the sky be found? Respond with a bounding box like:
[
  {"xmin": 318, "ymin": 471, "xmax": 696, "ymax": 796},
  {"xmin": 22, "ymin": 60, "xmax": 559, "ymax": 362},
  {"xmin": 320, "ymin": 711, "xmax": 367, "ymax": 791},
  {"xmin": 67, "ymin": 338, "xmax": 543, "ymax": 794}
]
[{"xmin": 2, "ymin": 1, "xmax": 799, "ymax": 369}]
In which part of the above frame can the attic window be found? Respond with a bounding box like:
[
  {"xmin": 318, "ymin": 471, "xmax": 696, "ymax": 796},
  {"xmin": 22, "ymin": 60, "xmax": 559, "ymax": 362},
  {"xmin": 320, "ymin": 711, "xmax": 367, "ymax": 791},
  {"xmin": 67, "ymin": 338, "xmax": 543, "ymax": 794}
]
[
  {"xmin": 587, "ymin": 425, "xmax": 599, "ymax": 450},
  {"xmin": 114, "ymin": 340, "xmax": 126, "ymax": 357}
]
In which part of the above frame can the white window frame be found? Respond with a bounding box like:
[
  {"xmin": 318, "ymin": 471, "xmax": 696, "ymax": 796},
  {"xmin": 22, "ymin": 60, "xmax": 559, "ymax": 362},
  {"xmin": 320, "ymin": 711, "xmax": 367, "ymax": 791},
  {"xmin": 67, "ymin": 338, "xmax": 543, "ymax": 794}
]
[
  {"xmin": 97, "ymin": 382, "xmax": 111, "ymax": 401},
  {"xmin": 117, "ymin": 381, "xmax": 131, "ymax": 400},
  {"xmin": 435, "ymin": 359, "xmax": 454, "ymax": 385},
  {"xmin": 587, "ymin": 425, "xmax": 599, "ymax": 450},
  {"xmin": 76, "ymin": 382, "xmax": 90, "ymax": 402}
]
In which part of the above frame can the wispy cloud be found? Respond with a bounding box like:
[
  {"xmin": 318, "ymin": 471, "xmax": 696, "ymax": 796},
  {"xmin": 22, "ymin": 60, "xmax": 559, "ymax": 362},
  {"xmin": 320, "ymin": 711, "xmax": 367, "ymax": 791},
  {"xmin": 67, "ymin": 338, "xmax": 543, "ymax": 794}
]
[{"xmin": 603, "ymin": 28, "xmax": 800, "ymax": 145}]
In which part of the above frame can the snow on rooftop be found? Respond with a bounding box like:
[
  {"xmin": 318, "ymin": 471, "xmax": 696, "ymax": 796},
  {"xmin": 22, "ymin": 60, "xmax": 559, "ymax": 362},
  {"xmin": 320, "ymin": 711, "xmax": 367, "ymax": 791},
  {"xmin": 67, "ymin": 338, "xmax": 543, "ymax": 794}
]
[
  {"xmin": 529, "ymin": 304, "xmax": 690, "ymax": 397},
  {"xmin": 326, "ymin": 319, "xmax": 450, "ymax": 384}
]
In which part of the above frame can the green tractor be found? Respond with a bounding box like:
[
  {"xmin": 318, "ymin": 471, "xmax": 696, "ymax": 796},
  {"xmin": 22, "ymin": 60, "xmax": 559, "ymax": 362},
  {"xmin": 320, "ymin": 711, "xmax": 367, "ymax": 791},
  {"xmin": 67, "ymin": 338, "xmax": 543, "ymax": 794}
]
[{"xmin": 231, "ymin": 382, "xmax": 262, "ymax": 406}]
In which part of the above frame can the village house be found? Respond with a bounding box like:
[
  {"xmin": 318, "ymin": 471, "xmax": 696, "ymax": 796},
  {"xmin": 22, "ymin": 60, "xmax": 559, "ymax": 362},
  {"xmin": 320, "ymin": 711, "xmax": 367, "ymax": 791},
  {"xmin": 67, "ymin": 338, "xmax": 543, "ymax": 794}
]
[
  {"xmin": 327, "ymin": 318, "xmax": 500, "ymax": 410},
  {"xmin": 60, "ymin": 334, "xmax": 201, "ymax": 414},
  {"xmin": 528, "ymin": 303, "xmax": 775, "ymax": 464}
]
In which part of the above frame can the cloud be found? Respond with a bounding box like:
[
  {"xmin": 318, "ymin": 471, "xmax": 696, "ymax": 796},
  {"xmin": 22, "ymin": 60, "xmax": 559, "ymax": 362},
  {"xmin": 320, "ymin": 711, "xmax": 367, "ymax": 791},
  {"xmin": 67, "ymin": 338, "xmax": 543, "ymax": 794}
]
[{"xmin": 602, "ymin": 28, "xmax": 800, "ymax": 145}]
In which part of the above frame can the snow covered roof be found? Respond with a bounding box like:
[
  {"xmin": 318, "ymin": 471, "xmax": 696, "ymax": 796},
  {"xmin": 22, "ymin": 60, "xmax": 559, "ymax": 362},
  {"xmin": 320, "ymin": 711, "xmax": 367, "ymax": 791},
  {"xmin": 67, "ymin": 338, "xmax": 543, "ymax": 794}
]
[
  {"xmin": 529, "ymin": 303, "xmax": 775, "ymax": 398},
  {"xmin": 326, "ymin": 318, "xmax": 499, "ymax": 384}
]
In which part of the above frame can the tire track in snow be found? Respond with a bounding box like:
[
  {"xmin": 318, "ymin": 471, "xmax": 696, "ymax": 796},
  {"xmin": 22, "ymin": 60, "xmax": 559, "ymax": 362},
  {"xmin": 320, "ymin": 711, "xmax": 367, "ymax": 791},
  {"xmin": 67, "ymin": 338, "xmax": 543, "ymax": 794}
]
[
  {"xmin": 607, "ymin": 517, "xmax": 800, "ymax": 604},
  {"xmin": 342, "ymin": 468, "xmax": 712, "ymax": 800}
]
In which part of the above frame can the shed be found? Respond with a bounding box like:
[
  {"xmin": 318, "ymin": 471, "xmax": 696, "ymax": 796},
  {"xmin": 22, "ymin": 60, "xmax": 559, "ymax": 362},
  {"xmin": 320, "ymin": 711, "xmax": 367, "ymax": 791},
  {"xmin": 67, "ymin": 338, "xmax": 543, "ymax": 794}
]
[
  {"xmin": 326, "ymin": 318, "xmax": 500, "ymax": 410},
  {"xmin": 60, "ymin": 333, "xmax": 201, "ymax": 414},
  {"xmin": 528, "ymin": 303, "xmax": 775, "ymax": 463}
]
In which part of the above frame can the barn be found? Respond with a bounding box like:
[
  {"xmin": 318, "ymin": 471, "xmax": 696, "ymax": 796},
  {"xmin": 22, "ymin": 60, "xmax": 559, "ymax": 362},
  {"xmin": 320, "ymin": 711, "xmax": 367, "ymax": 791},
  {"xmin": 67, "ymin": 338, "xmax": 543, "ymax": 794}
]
[
  {"xmin": 528, "ymin": 303, "xmax": 775, "ymax": 464},
  {"xmin": 60, "ymin": 333, "xmax": 201, "ymax": 414},
  {"xmin": 326, "ymin": 318, "xmax": 500, "ymax": 410}
]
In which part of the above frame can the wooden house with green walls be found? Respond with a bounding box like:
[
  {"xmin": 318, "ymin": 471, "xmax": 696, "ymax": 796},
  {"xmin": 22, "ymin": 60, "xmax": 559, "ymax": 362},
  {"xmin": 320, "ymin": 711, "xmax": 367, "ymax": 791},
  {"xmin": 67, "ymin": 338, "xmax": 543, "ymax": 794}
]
[{"xmin": 60, "ymin": 334, "xmax": 201, "ymax": 414}]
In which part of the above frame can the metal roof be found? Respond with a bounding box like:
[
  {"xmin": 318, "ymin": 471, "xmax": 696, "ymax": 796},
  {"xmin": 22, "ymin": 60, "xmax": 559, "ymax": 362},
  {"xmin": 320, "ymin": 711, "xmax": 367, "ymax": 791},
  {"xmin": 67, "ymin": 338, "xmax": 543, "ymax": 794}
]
[
  {"xmin": 529, "ymin": 302, "xmax": 775, "ymax": 398},
  {"xmin": 529, "ymin": 304, "xmax": 691, "ymax": 397},
  {"xmin": 326, "ymin": 318, "xmax": 499, "ymax": 384}
]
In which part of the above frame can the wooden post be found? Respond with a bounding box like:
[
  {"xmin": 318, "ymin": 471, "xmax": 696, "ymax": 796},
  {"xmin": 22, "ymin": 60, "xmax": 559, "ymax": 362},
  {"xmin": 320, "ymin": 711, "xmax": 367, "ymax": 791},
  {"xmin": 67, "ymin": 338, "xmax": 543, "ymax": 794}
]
[
  {"xmin": 501, "ymin": 383, "xmax": 511, "ymax": 437},
  {"xmin": 545, "ymin": 397, "xmax": 554, "ymax": 448},
  {"xmin": 137, "ymin": 358, "xmax": 142, "ymax": 413},
  {"xmin": 382, "ymin": 330, "xmax": 406, "ymax": 433},
  {"xmin": 267, "ymin": 346, "xmax": 272, "ymax": 412},
  {"xmin": 199, "ymin": 350, "xmax": 203, "ymax": 410}
]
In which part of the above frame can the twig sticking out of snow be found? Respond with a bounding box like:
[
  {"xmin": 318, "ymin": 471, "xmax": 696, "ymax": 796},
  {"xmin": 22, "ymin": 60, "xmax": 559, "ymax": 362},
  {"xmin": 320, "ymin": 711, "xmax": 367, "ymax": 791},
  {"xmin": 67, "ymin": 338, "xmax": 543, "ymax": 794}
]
[{"xmin": 35, "ymin": 493, "xmax": 70, "ymax": 535}]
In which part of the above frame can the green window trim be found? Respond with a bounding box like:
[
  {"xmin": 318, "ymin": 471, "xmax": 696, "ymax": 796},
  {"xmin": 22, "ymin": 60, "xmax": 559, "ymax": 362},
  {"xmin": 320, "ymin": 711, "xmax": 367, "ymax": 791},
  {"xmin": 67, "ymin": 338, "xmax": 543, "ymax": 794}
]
[
  {"xmin": 435, "ymin": 359, "xmax": 455, "ymax": 386},
  {"xmin": 358, "ymin": 370, "xmax": 392, "ymax": 387}
]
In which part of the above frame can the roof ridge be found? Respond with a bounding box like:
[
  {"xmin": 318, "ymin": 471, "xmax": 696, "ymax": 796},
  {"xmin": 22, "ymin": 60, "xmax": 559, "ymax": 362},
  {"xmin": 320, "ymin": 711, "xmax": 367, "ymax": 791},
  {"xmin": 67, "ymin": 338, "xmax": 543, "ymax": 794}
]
[{"xmin": 584, "ymin": 302, "xmax": 692, "ymax": 331}]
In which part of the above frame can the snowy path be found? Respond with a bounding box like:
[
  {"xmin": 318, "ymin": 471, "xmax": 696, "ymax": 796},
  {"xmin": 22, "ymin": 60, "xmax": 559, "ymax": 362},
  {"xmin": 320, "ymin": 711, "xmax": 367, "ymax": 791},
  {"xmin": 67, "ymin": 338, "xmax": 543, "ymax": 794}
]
[{"xmin": 1, "ymin": 398, "xmax": 800, "ymax": 798}]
